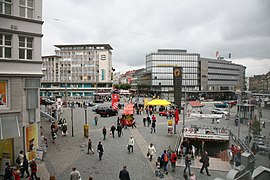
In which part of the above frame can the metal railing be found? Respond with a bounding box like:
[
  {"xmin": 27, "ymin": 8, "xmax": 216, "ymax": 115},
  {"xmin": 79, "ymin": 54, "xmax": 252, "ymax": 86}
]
[{"xmin": 40, "ymin": 110, "xmax": 57, "ymax": 122}]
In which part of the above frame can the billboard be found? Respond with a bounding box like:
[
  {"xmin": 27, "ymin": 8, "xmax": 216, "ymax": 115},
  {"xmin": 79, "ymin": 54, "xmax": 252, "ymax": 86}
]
[
  {"xmin": 24, "ymin": 124, "xmax": 38, "ymax": 160},
  {"xmin": 0, "ymin": 81, "xmax": 7, "ymax": 106}
]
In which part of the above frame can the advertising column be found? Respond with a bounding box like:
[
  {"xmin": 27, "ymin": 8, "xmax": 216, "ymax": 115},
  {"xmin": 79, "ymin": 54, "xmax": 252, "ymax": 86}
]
[{"xmin": 112, "ymin": 94, "xmax": 119, "ymax": 111}]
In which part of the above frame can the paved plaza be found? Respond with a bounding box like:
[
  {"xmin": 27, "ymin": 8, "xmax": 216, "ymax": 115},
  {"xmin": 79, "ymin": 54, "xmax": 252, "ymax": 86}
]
[{"xmin": 37, "ymin": 100, "xmax": 270, "ymax": 180}]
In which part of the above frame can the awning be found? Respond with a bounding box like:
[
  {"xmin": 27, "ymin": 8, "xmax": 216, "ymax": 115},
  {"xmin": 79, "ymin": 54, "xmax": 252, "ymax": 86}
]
[
  {"xmin": 189, "ymin": 101, "xmax": 204, "ymax": 107},
  {"xmin": 0, "ymin": 116, "xmax": 20, "ymax": 139}
]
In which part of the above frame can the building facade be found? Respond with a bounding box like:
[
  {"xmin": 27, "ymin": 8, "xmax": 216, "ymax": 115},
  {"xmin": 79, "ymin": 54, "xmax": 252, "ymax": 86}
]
[
  {"xmin": 0, "ymin": 0, "xmax": 43, "ymax": 169},
  {"xmin": 41, "ymin": 44, "xmax": 113, "ymax": 98},
  {"xmin": 137, "ymin": 49, "xmax": 246, "ymax": 101},
  {"xmin": 249, "ymin": 71, "xmax": 270, "ymax": 93}
]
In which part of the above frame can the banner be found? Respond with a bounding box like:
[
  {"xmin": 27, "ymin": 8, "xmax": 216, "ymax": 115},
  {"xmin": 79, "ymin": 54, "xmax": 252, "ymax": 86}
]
[
  {"xmin": 111, "ymin": 94, "xmax": 119, "ymax": 110},
  {"xmin": 24, "ymin": 124, "xmax": 38, "ymax": 160}
]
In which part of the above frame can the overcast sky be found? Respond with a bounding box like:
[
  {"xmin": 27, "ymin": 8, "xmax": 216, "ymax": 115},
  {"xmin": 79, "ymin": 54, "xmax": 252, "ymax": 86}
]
[{"xmin": 42, "ymin": 0, "xmax": 270, "ymax": 77}]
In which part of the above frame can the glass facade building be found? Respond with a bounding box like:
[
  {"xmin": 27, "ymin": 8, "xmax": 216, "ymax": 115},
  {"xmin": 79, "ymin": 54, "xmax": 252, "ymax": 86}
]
[{"xmin": 146, "ymin": 49, "xmax": 200, "ymax": 100}]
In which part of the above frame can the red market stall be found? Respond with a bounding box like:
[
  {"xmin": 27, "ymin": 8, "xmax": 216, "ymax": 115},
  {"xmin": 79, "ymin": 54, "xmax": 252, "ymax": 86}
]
[{"xmin": 120, "ymin": 103, "xmax": 134, "ymax": 126}]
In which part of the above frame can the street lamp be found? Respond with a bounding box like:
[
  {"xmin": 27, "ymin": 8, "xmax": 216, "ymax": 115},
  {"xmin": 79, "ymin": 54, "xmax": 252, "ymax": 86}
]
[
  {"xmin": 71, "ymin": 105, "xmax": 74, "ymax": 137},
  {"xmin": 183, "ymin": 74, "xmax": 187, "ymax": 128}
]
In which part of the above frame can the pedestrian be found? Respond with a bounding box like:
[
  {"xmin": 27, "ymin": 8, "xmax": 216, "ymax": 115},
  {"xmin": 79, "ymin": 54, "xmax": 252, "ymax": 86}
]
[
  {"xmin": 171, "ymin": 151, "xmax": 177, "ymax": 172},
  {"xmin": 30, "ymin": 159, "xmax": 38, "ymax": 180},
  {"xmin": 143, "ymin": 117, "xmax": 146, "ymax": 126},
  {"xmin": 190, "ymin": 171, "xmax": 197, "ymax": 180},
  {"xmin": 49, "ymin": 176, "xmax": 56, "ymax": 180},
  {"xmin": 88, "ymin": 176, "xmax": 93, "ymax": 180},
  {"xmin": 119, "ymin": 165, "xmax": 130, "ymax": 180},
  {"xmin": 152, "ymin": 114, "xmax": 156, "ymax": 122},
  {"xmin": 62, "ymin": 122, "xmax": 68, "ymax": 136},
  {"xmin": 4, "ymin": 162, "xmax": 13, "ymax": 180},
  {"xmin": 183, "ymin": 173, "xmax": 188, "ymax": 180},
  {"xmin": 70, "ymin": 167, "xmax": 81, "ymax": 180},
  {"xmin": 16, "ymin": 150, "xmax": 24, "ymax": 167},
  {"xmin": 147, "ymin": 143, "xmax": 156, "ymax": 161},
  {"xmin": 94, "ymin": 115, "xmax": 98, "ymax": 126},
  {"xmin": 147, "ymin": 115, "xmax": 151, "ymax": 127},
  {"xmin": 87, "ymin": 138, "xmax": 94, "ymax": 154},
  {"xmin": 20, "ymin": 155, "xmax": 30, "ymax": 178},
  {"xmin": 200, "ymin": 151, "xmax": 211, "ymax": 176},
  {"xmin": 150, "ymin": 119, "xmax": 156, "ymax": 133},
  {"xmin": 128, "ymin": 135, "xmax": 134, "ymax": 154},
  {"xmin": 110, "ymin": 124, "xmax": 116, "ymax": 138},
  {"xmin": 131, "ymin": 119, "xmax": 136, "ymax": 128},
  {"xmin": 102, "ymin": 126, "xmax": 107, "ymax": 140},
  {"xmin": 161, "ymin": 150, "xmax": 169, "ymax": 174},
  {"xmin": 97, "ymin": 141, "xmax": 104, "ymax": 160},
  {"xmin": 13, "ymin": 166, "xmax": 21, "ymax": 180},
  {"xmin": 183, "ymin": 154, "xmax": 191, "ymax": 175},
  {"xmin": 117, "ymin": 123, "xmax": 123, "ymax": 137}
]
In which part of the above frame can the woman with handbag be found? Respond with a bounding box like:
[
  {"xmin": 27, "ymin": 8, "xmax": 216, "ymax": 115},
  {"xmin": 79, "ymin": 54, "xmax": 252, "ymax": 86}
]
[{"xmin": 147, "ymin": 143, "xmax": 156, "ymax": 161}]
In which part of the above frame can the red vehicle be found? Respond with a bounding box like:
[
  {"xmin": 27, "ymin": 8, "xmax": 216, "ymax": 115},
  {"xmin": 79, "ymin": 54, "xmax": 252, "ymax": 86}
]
[{"xmin": 159, "ymin": 110, "xmax": 174, "ymax": 117}]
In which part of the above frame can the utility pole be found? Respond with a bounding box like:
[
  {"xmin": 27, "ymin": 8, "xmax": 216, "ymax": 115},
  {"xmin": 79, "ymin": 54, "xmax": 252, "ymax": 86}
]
[
  {"xmin": 71, "ymin": 106, "xmax": 74, "ymax": 137},
  {"xmin": 236, "ymin": 90, "xmax": 241, "ymax": 138},
  {"xmin": 183, "ymin": 74, "xmax": 187, "ymax": 128},
  {"xmin": 247, "ymin": 92, "xmax": 252, "ymax": 146}
]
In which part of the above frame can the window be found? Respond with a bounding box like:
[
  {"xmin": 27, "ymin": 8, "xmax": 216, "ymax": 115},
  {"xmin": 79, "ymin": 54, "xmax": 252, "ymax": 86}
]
[
  {"xmin": 0, "ymin": 34, "xmax": 12, "ymax": 59},
  {"xmin": 19, "ymin": 0, "xmax": 34, "ymax": 18},
  {"xmin": 19, "ymin": 36, "xmax": 33, "ymax": 60},
  {"xmin": 0, "ymin": 0, "xmax": 12, "ymax": 15}
]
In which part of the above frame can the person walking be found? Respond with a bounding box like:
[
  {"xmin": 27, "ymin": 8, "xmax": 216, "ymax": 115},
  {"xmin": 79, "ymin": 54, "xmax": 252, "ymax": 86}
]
[
  {"xmin": 20, "ymin": 155, "xmax": 30, "ymax": 178},
  {"xmin": 13, "ymin": 166, "xmax": 21, "ymax": 180},
  {"xmin": 16, "ymin": 150, "xmax": 24, "ymax": 167},
  {"xmin": 117, "ymin": 123, "xmax": 123, "ymax": 137},
  {"xmin": 110, "ymin": 124, "xmax": 116, "ymax": 138},
  {"xmin": 183, "ymin": 154, "xmax": 191, "ymax": 175},
  {"xmin": 143, "ymin": 117, "xmax": 146, "ymax": 126},
  {"xmin": 147, "ymin": 115, "xmax": 151, "ymax": 127},
  {"xmin": 30, "ymin": 159, "xmax": 38, "ymax": 180},
  {"xmin": 152, "ymin": 114, "xmax": 156, "ymax": 122},
  {"xmin": 150, "ymin": 119, "xmax": 156, "ymax": 133},
  {"xmin": 70, "ymin": 167, "xmax": 81, "ymax": 180},
  {"xmin": 119, "ymin": 165, "xmax": 130, "ymax": 180},
  {"xmin": 97, "ymin": 141, "xmax": 104, "ymax": 160},
  {"xmin": 147, "ymin": 143, "xmax": 156, "ymax": 161},
  {"xmin": 94, "ymin": 115, "xmax": 98, "ymax": 126},
  {"xmin": 171, "ymin": 151, "xmax": 177, "ymax": 172},
  {"xmin": 190, "ymin": 171, "xmax": 197, "ymax": 180},
  {"xmin": 200, "ymin": 151, "xmax": 211, "ymax": 176},
  {"xmin": 87, "ymin": 138, "xmax": 94, "ymax": 154},
  {"xmin": 102, "ymin": 126, "xmax": 107, "ymax": 140},
  {"xmin": 128, "ymin": 135, "xmax": 134, "ymax": 154},
  {"xmin": 4, "ymin": 162, "xmax": 13, "ymax": 180},
  {"xmin": 161, "ymin": 150, "xmax": 169, "ymax": 175}
]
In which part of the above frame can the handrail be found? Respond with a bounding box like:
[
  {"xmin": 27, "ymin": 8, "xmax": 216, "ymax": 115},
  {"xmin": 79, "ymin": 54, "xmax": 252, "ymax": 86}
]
[{"xmin": 40, "ymin": 110, "xmax": 57, "ymax": 122}]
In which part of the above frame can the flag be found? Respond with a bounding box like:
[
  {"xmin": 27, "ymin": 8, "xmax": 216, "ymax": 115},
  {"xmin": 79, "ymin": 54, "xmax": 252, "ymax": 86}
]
[
  {"xmin": 229, "ymin": 53, "xmax": 231, "ymax": 58},
  {"xmin": 111, "ymin": 94, "xmax": 119, "ymax": 111},
  {"xmin": 174, "ymin": 108, "xmax": 180, "ymax": 125},
  {"xmin": 216, "ymin": 51, "xmax": 219, "ymax": 58}
]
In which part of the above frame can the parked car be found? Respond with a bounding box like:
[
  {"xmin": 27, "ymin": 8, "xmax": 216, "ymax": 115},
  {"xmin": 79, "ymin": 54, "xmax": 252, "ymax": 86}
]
[
  {"xmin": 86, "ymin": 101, "xmax": 95, "ymax": 107},
  {"xmin": 98, "ymin": 108, "xmax": 118, "ymax": 117},
  {"xmin": 214, "ymin": 103, "xmax": 228, "ymax": 108},
  {"xmin": 159, "ymin": 110, "xmax": 174, "ymax": 117},
  {"xmin": 211, "ymin": 108, "xmax": 229, "ymax": 116},
  {"xmin": 92, "ymin": 105, "xmax": 108, "ymax": 113}
]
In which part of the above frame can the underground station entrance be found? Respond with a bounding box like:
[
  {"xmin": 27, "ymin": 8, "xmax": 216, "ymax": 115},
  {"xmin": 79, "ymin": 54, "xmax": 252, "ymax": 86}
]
[{"xmin": 182, "ymin": 126, "xmax": 230, "ymax": 157}]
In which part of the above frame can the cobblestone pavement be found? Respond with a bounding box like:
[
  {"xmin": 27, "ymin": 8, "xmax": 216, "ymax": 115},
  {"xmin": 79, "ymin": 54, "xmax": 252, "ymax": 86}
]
[{"xmin": 38, "ymin": 101, "xmax": 270, "ymax": 180}]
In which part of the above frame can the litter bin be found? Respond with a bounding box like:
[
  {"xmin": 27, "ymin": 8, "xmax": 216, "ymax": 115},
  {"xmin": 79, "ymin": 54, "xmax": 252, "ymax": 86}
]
[{"xmin": 84, "ymin": 124, "xmax": 89, "ymax": 138}]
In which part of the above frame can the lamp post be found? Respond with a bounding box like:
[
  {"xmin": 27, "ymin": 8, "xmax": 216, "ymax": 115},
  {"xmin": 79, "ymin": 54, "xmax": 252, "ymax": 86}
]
[
  {"xmin": 71, "ymin": 105, "xmax": 74, "ymax": 137},
  {"xmin": 183, "ymin": 74, "xmax": 187, "ymax": 128},
  {"xmin": 83, "ymin": 105, "xmax": 89, "ymax": 138}
]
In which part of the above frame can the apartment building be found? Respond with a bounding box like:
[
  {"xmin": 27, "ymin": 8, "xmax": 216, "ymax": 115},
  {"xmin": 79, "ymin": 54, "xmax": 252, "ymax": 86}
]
[
  {"xmin": 0, "ymin": 0, "xmax": 43, "ymax": 168},
  {"xmin": 41, "ymin": 44, "xmax": 113, "ymax": 98}
]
